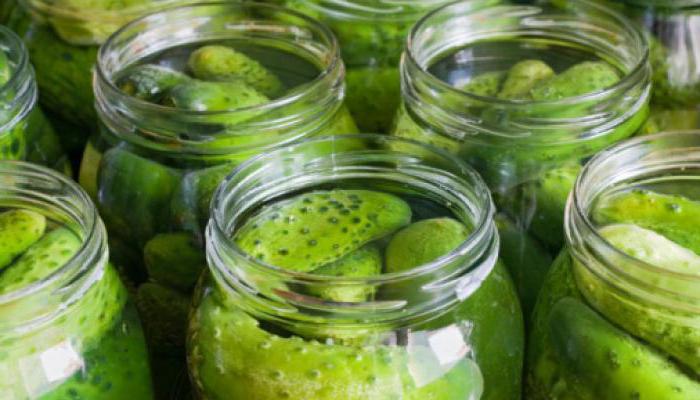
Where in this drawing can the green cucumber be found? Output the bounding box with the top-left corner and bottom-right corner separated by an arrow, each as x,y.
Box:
118,64 -> 190,102
498,60 -> 554,100
594,190 -> 700,255
531,61 -> 620,101
235,190 -> 412,272
309,245 -> 382,303
136,282 -> 190,354
345,66 -> 401,133
0,227 -> 80,294
188,45 -> 284,98
385,217 -> 471,273
549,297 -> 700,400
0,49 -> 10,86
97,148 -> 181,246
164,80 -> 269,111
0,209 -> 46,269
144,232 -> 205,291
459,71 -> 505,97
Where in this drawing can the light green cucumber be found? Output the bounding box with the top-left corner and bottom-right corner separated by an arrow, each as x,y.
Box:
385,217 -> 470,273
531,61 -> 620,101
0,227 -> 80,294
118,64 -> 190,102
235,190 -> 411,272
498,60 -> 554,100
458,71 -> 505,97
164,79 -> 269,112
144,233 -> 205,291
188,45 -> 284,98
0,209 -> 46,269
594,190 -> 700,255
0,50 -> 10,86
97,148 -> 182,247
549,297 -> 700,400
309,245 -> 382,303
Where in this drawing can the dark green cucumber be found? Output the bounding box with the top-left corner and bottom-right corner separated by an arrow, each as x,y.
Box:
136,282 -> 190,354
144,232 -> 205,291
97,148 -> 182,246
0,209 -> 46,269
188,45 -> 284,98
549,297 -> 700,400
235,190 -> 412,272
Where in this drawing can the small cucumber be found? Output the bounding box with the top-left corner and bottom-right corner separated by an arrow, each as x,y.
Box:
164,79 -> 269,111
136,282 -> 190,354
144,232 -> 205,291
309,245 -> 382,303
0,209 -> 46,269
531,61 -> 620,101
118,64 -> 190,102
498,60 -> 554,100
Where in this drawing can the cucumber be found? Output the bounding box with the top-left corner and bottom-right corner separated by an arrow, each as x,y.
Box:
144,232 -> 205,291
498,60 -> 554,100
136,282 -> 190,354
235,190 -> 412,272
97,148 -> 182,247
0,49 -> 10,85
549,297 -> 700,400
0,227 -> 80,294
385,218 -> 471,273
594,190 -> 700,255
459,71 -> 505,97
308,244 -> 382,303
164,80 -> 269,111
188,45 -> 284,98
531,61 -> 621,101
118,64 -> 190,102
0,209 -> 46,269
345,66 -> 401,133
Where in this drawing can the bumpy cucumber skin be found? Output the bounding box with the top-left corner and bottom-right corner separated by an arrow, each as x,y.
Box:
495,214 -> 553,322
188,45 -> 284,98
144,232 -> 205,292
530,61 -> 621,101
498,60 -> 554,100
308,245 -> 382,303
549,297 -> 700,400
117,64 -> 191,102
189,264 -> 521,400
235,190 -> 412,272
136,282 -> 190,354
0,227 -> 79,294
593,190 -> 700,255
97,148 -> 182,247
385,218 -> 470,273
165,80 -> 269,112
0,210 -> 46,270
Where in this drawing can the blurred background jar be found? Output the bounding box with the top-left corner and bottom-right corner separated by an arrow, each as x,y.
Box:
192,134 -> 524,400
5,0 -> 200,164
389,0 -> 651,320
0,161 -> 153,400
85,2 -> 356,397
0,24 -> 67,172
527,131 -> 700,399
280,0 -> 453,133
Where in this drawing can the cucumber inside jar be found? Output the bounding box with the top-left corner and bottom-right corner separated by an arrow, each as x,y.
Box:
191,188 -> 522,399
0,207 -> 153,400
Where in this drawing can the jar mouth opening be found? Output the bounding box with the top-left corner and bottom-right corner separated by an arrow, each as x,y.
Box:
303,0 -> 452,21
0,162 -> 102,304
96,2 -> 341,118
406,1 -> 649,107
209,134 -> 496,286
569,131 -> 700,283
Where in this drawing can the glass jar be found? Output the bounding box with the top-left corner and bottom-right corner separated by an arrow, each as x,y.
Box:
282,0 -> 452,133
190,134 -> 524,400
85,1 -> 357,396
0,24 -> 67,172
9,0 -> 197,158
527,131 -> 700,399
390,0 -> 651,318
0,161 -> 153,399
588,0 -> 700,133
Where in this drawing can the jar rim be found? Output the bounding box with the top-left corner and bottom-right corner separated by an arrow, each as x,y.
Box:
0,161 -> 104,304
96,1 -> 341,118
405,0 -> 650,107
568,130 -> 700,283
208,133 -> 497,286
